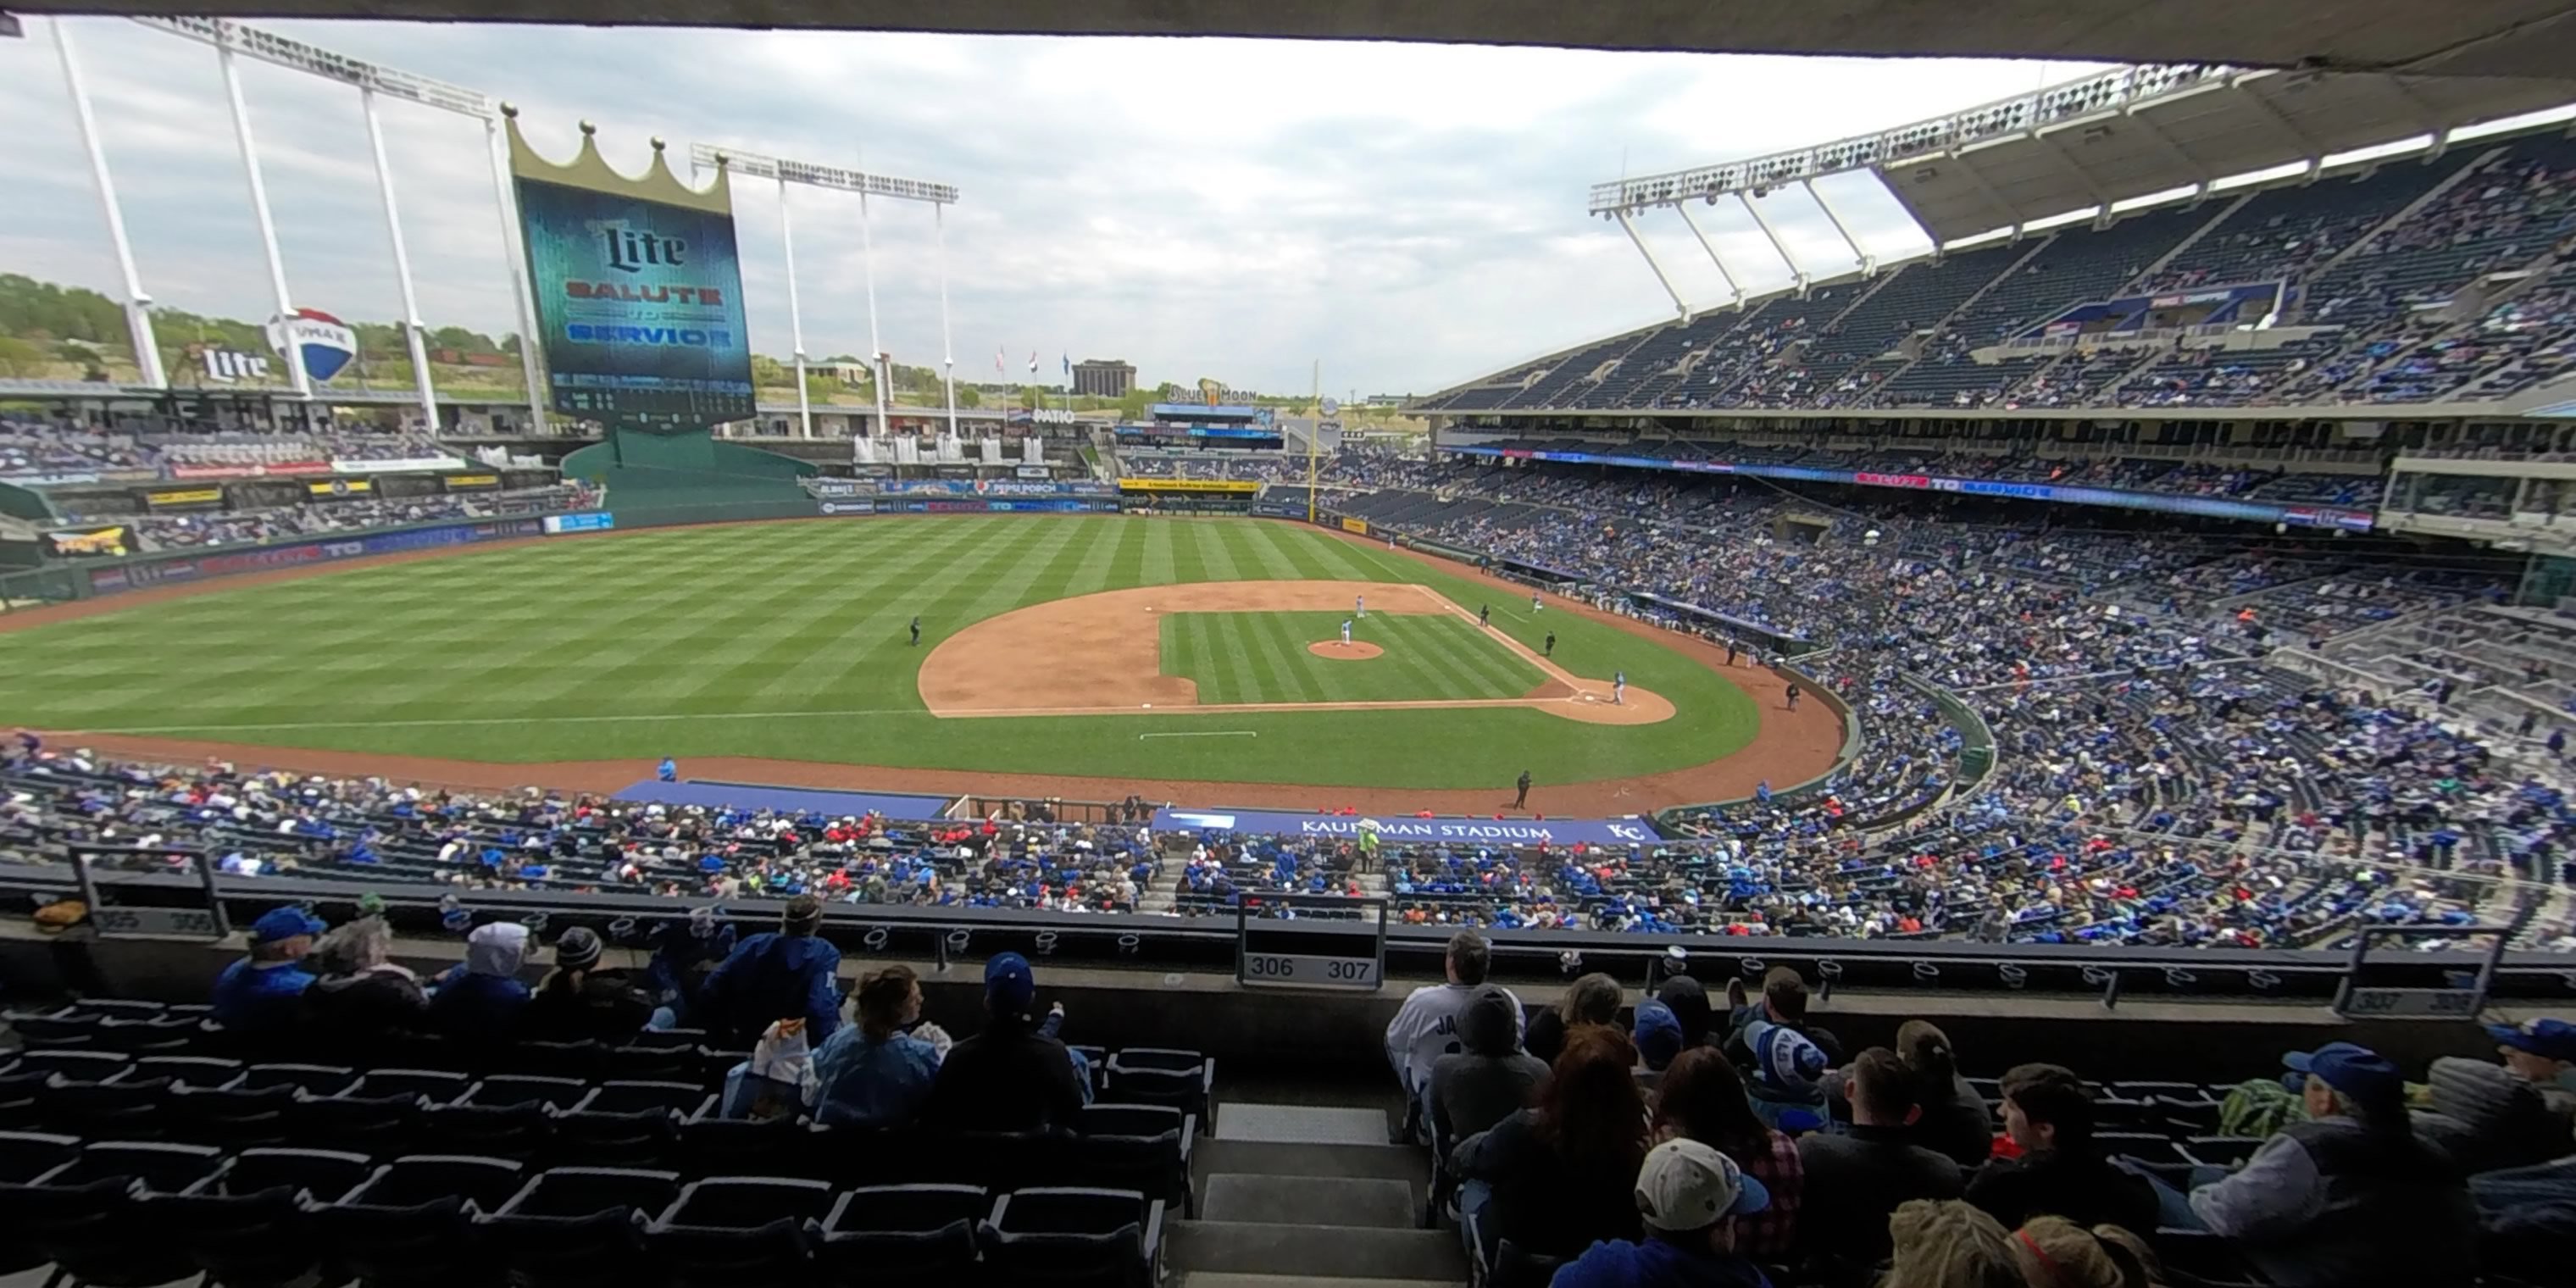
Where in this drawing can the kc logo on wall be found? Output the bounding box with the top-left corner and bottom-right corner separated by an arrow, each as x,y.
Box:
265,308 -> 359,383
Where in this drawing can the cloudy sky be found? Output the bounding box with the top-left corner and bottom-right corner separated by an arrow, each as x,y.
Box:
3,17 -> 2101,396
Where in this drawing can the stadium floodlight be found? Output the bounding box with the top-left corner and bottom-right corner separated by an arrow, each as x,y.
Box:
120,16 -> 544,430
48,19 -> 164,390
691,143 -> 961,446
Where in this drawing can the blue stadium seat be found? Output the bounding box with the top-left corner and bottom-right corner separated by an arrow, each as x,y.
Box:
814,1183 -> 988,1286
0,1130 -> 80,1274
980,1186 -> 1163,1288
11,1139 -> 227,1287
478,1165 -> 682,1288
1102,1046 -> 1213,1130
550,1080 -> 705,1167
1075,1103 -> 1195,1216
645,1174 -> 836,1288
158,1146 -> 376,1288
314,1153 -> 527,1288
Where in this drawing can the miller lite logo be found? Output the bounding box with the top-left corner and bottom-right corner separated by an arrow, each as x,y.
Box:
264,308 -> 358,384
198,347 -> 272,384
591,220 -> 688,274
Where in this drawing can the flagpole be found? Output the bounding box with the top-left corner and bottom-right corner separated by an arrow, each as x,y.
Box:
1307,357 -> 1321,525
935,203 -> 958,444
858,180 -> 887,449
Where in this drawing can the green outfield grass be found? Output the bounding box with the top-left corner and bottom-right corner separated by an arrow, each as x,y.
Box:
1159,610 -> 1546,705
0,516 -> 1762,790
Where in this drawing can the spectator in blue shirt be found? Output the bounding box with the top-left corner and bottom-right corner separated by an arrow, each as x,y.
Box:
810,963 -> 947,1127
430,921 -> 533,1041
211,905 -> 325,1034
658,757 -> 678,782
700,894 -> 843,1046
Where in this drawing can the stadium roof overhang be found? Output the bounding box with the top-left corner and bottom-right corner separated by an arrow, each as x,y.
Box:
12,1 -> 2576,77
1591,66 -> 2576,247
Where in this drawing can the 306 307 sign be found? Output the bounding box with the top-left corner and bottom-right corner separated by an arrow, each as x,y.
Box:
1240,952 -> 1382,990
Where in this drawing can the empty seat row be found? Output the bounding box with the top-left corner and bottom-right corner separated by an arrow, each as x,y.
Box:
0,1052 -> 1194,1213
0,1132 -> 1163,1288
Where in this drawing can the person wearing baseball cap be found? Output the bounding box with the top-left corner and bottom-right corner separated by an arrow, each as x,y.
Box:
2489,1017 -> 2576,1110
1552,1138 -> 1774,1288
697,893 -> 843,1046
922,952 -> 1085,1133
1633,999 -> 1686,1073
210,904 -> 327,1034
2179,1041 -> 2475,1288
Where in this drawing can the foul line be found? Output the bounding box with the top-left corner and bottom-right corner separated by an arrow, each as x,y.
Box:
1138,730 -> 1258,740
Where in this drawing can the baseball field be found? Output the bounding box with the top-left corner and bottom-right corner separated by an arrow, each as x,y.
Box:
0,515 -> 1845,811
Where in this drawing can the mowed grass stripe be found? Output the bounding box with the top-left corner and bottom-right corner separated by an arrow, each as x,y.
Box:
1235,520 -> 1306,580
1236,606 -> 1325,704
1140,518 -> 1177,585
1368,616 -> 1483,702
1207,611 -> 1269,704
1418,616 -> 1547,696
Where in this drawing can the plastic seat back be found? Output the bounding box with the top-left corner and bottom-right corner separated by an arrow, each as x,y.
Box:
317,1153 -> 526,1288
161,1147 -> 376,1288
982,1186 -> 1155,1288
480,1166 -> 681,1288
818,1184 -> 987,1285
646,1175 -> 835,1288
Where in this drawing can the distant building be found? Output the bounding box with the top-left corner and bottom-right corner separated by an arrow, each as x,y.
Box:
1070,358 -> 1137,398
1364,393 -> 1412,407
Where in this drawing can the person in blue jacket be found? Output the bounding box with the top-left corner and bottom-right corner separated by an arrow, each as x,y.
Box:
698,894 -> 842,1046
430,921 -> 533,1041
658,758 -> 678,782
211,905 -> 326,1034
1552,1138 -> 1774,1288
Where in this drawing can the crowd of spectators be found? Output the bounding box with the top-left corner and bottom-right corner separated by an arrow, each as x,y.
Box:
1416,133 -> 2576,418
0,414 -> 452,482
55,482 -> 597,553
1317,460 -> 2570,946
1391,946 -> 2576,1287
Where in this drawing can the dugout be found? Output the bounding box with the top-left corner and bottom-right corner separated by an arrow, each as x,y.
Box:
1626,590 -> 1814,657
1488,554 -> 1587,591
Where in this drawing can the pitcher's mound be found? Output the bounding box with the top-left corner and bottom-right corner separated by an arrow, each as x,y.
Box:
1309,640 -> 1384,660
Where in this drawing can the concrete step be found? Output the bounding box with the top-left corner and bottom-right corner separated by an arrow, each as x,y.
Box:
1202,1173 -> 1415,1228
1191,1135 -> 1429,1189
1180,1275 -> 1464,1288
1217,1102 -> 1390,1145
1167,1220 -> 1468,1281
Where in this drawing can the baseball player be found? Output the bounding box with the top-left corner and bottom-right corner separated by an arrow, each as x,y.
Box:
1479,604 -> 1491,628
1531,590 -> 1542,613
1613,670 -> 1626,705
1356,593 -> 1366,619
1341,619 -> 1353,647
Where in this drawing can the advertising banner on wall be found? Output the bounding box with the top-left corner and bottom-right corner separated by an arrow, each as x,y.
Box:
330,456 -> 467,475
1151,807 -> 1662,848
87,519 -> 545,595
542,512 -> 616,534
45,526 -> 130,558
509,118 -> 755,427
144,487 -> 225,508
442,474 -> 502,491
307,479 -> 375,498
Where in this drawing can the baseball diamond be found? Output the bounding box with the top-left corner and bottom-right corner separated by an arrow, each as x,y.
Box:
0,515 -> 1829,810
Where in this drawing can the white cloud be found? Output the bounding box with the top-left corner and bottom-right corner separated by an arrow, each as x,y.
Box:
0,16 -> 2103,396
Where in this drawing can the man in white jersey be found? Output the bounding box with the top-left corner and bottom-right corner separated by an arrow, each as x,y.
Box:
1384,929 -> 1523,1142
